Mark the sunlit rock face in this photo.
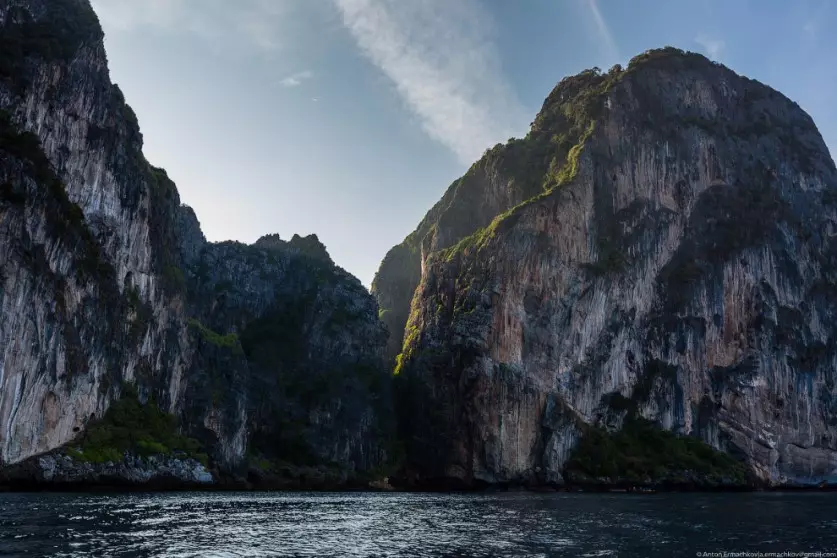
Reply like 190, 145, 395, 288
0, 0, 393, 482
378, 49, 837, 487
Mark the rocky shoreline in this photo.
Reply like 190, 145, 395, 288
2, 453, 834, 493
0, 450, 394, 493
0, 452, 213, 492
3, 480, 834, 494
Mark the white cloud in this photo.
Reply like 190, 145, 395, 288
695, 34, 725, 61
280, 70, 314, 87
584, 0, 620, 64
334, 0, 527, 165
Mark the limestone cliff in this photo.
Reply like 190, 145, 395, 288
181, 232, 394, 480
0, 0, 393, 487
378, 49, 837, 487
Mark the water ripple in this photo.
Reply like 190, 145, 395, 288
0, 492, 834, 557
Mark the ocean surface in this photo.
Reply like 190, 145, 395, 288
0, 491, 835, 557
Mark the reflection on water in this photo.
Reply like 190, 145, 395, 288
0, 491, 834, 557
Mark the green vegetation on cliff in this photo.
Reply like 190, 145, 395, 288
375, 48, 751, 373
435, 65, 624, 264
567, 360, 753, 486
188, 318, 242, 352
67, 386, 208, 465
564, 418, 753, 486
375, 61, 635, 366
372, 239, 422, 361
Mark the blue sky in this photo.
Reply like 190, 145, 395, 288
90, 0, 836, 287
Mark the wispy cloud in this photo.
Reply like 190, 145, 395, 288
280, 70, 314, 87
801, 0, 832, 39
695, 34, 725, 61
584, 0, 620, 64
333, 0, 527, 165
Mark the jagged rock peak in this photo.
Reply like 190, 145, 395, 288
254, 233, 333, 265
176, 204, 206, 266
253, 233, 285, 250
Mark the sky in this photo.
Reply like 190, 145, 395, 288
89, 0, 837, 288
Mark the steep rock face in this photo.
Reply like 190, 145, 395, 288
0, 0, 393, 485
0, 0, 193, 466
384, 49, 837, 487
372, 130, 555, 360
182, 234, 394, 476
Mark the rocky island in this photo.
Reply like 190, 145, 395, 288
374, 51, 837, 490
0, 0, 835, 492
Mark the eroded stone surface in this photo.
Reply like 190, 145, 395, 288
380, 51, 837, 487
0, 0, 393, 487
